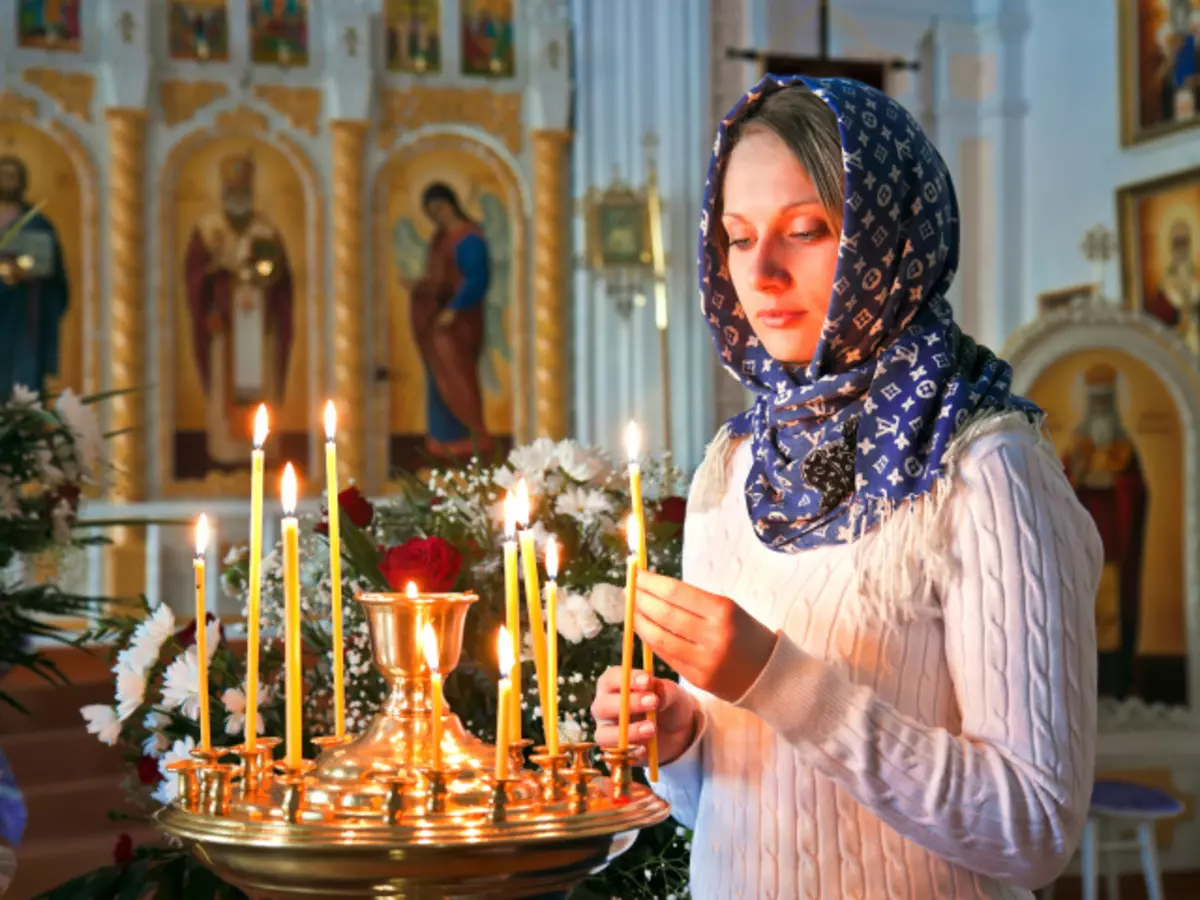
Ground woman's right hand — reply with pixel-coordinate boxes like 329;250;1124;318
591;666;699;766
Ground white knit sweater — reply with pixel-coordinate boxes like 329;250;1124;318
654;425;1102;900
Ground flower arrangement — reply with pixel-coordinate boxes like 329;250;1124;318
54;438;694;900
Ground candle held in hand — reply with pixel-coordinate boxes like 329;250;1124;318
194;514;212;753
502;492;521;740
544;536;560;756
281;464;304;769
514;479;550;728
323;400;346;739
246;405;268;749
495;627;514;780
422;623;443;771
618;515;640;751
626;422;658;779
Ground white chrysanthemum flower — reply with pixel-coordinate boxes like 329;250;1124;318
221;684;269;737
150;779;174;806
508;437;558;487
558;716;586;744
153;736;197;804
555;440;608;483
121;603;176;672
553;591;584;644
160;649;203;720
10;384;39;406
53;388;104;475
113;659;147;722
553;486;614;528
81;704;121;745
563;591;603;641
142;710;170;757
492;466;516;490
587;582;625;625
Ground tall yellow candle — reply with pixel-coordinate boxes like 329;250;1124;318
194;515;212;753
495;627;513;780
514;479;550;726
422;623;443;770
245;405;268;750
281;464;304;769
625;423;658;779
618;515;640;751
502;493;522;740
323;401;345;739
544;536;560;756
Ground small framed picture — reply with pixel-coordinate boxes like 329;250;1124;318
582;185;652;271
1119;0;1200;146
1037;282;1099;315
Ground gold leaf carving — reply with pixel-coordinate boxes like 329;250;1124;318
378;88;523;156
159;80;229;127
0;91;39;120
254;85;322;136
213;106;270;134
21;69;94;122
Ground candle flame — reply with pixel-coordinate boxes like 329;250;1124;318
195;514;209;557
545;535;559;579
406;581;418;599
497;626;514;675
422;623;439;671
253;404;269;449
514;478;531;526
323;400;337;442
281;463;298;516
626;513;640;555
503;492;517;539
625;421;641;463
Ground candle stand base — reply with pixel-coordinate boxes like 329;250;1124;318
600;747;640;801
153;590;670;899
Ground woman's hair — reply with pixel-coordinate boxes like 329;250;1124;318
719;86;845;248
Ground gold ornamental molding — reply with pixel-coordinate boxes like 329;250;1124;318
530;129;572;440
213;106;270;135
0;91;39;120
377;87;523;157
254;85;322;136
160;80;229;128
22;69;94;123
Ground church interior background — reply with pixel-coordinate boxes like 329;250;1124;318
5;0;1200;897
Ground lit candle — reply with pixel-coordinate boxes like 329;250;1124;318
495;626;513;780
502;493;522;740
323;401;346;739
423;623;443;771
246;405;268;750
618;515;639;751
625;423;658;779
194;514;212;753
544;536;560;756
514;479;550;728
281;463;304;769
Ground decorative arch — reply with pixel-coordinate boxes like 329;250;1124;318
371;128;530;485
155;104;325;498
0;91;100;395
1004;304;1200;730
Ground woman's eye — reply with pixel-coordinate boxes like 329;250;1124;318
790;226;828;241
727;237;752;249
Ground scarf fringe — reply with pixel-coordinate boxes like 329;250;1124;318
689;409;1052;625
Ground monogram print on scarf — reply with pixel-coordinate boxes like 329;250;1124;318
699;75;1039;552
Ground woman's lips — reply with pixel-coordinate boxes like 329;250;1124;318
756;309;808;328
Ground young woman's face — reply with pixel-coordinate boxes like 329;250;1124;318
721;128;840;366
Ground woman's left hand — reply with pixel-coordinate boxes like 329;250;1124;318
634;569;779;703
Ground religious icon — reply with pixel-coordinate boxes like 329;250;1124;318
460;0;515;77
249;0;308;67
175;149;303;485
168;0;230;62
1121;0;1200;145
16;0;83;51
1028;350;1187;706
1036;283;1099;315
386;0;441;73
0;154;70;399
582;182;653;271
1118;165;1200;351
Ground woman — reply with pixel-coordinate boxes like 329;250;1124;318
592;75;1102;898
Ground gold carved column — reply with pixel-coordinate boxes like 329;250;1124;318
105;107;148;597
330;120;368;483
531;129;572;440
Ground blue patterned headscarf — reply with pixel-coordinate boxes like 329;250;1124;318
702;75;1038;551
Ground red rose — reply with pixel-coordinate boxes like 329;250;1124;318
378;537;462;592
113;833;134;866
337;485;374;528
136;755;161;785
656;496;687;526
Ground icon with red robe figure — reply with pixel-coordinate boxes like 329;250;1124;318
1063;363;1150;700
17;0;82;51
1144;218;1200;352
183;153;294;474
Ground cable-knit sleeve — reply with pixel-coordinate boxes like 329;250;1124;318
735;431;1102;890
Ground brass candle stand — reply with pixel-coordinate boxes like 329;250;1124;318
154;590;669;899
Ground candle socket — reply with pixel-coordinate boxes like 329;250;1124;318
231;737;280;796
564;765;601;816
560;741;596;772
507;738;533;774
199;763;241;817
368;771;414;823
488;777;518;824
189;747;223;767
164;759;200;812
529;748;570;804
600;747;639;801
419;767;450;815
312;734;353;753
275;761;316;824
